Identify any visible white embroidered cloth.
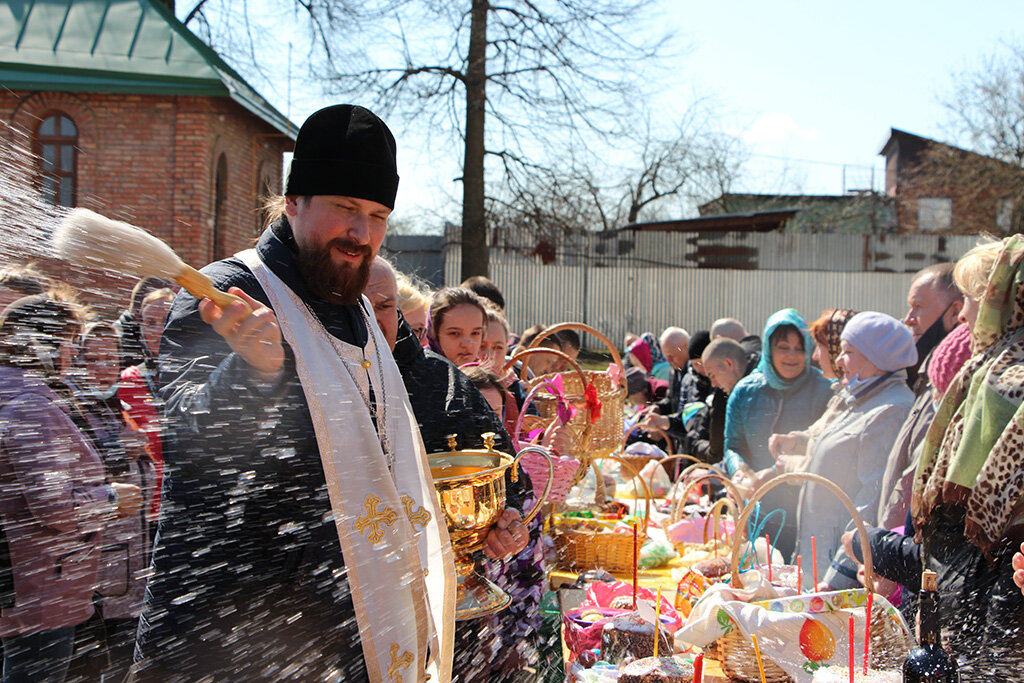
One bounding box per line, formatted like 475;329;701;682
238;249;455;682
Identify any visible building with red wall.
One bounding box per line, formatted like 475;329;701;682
0;0;296;277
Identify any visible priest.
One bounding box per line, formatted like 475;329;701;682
132;105;484;682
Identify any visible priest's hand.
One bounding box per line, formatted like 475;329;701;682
483;509;529;560
200;287;284;379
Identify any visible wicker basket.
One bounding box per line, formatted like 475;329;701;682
507;351;590;503
718;472;914;683
664;462;746;524
619;423;676;477
522;323;627;476
550;456;652;573
504;348;593;468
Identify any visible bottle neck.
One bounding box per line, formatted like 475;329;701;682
918;589;940;646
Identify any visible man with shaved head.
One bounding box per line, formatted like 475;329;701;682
712;316;761;358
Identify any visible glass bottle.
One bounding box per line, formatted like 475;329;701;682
902;569;959;682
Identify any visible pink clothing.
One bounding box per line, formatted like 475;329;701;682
0;366;113;637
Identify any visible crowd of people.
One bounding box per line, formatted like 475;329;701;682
1;101;1023;683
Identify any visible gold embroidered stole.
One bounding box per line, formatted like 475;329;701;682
237;249;455;683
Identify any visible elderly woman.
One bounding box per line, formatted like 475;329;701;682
724;308;833;559
911;235;1024;676
795;312;917;591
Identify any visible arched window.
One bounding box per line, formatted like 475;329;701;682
213;153;229;260
35;113;78;207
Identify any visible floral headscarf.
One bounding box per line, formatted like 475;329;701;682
913;234;1024;554
821;308;858;378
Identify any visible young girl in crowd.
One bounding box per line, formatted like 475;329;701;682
427;287;487;367
480;304;511;374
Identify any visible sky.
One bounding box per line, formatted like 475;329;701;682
660;1;1023;197
221;1;1024;227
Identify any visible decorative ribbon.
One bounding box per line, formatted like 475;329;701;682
542;374;578;425
584;381;601;424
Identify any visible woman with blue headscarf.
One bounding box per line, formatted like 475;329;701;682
723;308;833;559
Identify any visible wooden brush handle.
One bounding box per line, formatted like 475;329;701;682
177;265;250;311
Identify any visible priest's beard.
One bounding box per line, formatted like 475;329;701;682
297;239;372;305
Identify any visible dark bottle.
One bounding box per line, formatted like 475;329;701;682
902;569;959;682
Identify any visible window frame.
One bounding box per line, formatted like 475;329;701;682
34;111;79;207
917;196;952;231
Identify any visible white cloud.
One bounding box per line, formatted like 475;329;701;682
737;112;822;144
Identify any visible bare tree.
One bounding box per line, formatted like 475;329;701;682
484;107;745;254
178;0;673;279
912;42;1024;233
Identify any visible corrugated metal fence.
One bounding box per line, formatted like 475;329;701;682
443;230;981;348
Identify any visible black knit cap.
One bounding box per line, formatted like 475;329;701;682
688;330;711;359
285;104;400;209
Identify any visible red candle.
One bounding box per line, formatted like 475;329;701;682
848;614;855;683
864;591;873;674
693;653;704;683
766;534;773;584
632;521;638;610
811;535;818;590
797;554;802;593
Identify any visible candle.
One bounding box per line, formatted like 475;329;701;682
811;535;818;590
864;591;873;674
693;653;704;683
797;554;803;593
632;521;638;610
848;615;855;683
654;587;662;658
751;634;767;683
766;534;773;584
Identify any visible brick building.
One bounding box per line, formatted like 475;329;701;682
0;0;296;275
880;128;1023;234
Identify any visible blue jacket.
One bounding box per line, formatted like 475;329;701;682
723;309;833;476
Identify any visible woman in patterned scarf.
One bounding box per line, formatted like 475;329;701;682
912;234;1024;677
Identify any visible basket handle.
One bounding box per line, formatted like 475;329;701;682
510;445;555;527
527;322;627;387
505;349;593;460
591;455;652;540
728;472;873;591
668;463;744;524
702;496;739;545
651;453;706;485
622;422;675;456
507;346;588;385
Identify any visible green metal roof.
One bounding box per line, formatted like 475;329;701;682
0;0;297;138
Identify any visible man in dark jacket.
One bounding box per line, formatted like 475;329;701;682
641;331;721;466
133;106;505;682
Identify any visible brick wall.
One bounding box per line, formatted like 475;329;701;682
0;89;290;313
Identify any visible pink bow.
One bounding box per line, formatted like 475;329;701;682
542;374;578;425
